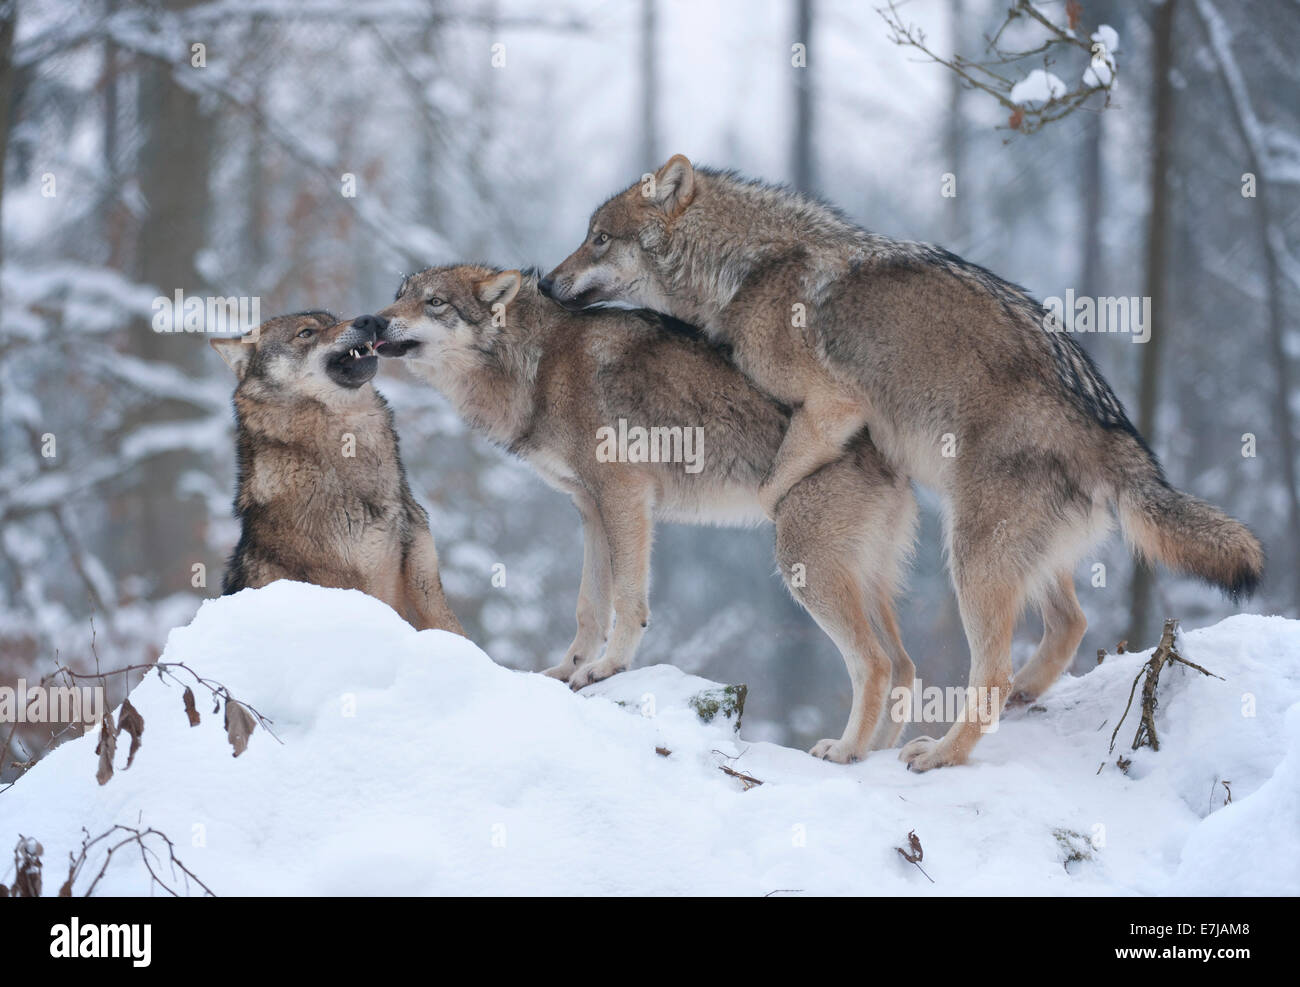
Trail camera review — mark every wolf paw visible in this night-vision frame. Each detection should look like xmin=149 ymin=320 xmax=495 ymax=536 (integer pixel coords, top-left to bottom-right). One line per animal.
xmin=898 ymin=736 xmax=952 ymax=772
xmin=569 ymin=660 xmax=626 ymax=691
xmin=541 ymin=660 xmax=576 ymax=682
xmin=809 ymin=738 xmax=864 ymax=763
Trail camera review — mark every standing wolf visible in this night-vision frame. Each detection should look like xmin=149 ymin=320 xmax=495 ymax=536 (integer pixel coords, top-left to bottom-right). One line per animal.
xmin=544 ymin=155 xmax=1264 ymax=772
xmin=212 ymin=311 xmax=463 ymax=635
xmin=367 ymin=265 xmax=919 ymax=760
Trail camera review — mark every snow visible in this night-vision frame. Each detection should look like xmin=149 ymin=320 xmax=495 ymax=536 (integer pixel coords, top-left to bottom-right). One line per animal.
xmin=1010 ymin=69 xmax=1067 ymax=106
xmin=1083 ymin=24 xmax=1120 ymax=88
xmin=4 ymin=583 xmax=1298 ymax=896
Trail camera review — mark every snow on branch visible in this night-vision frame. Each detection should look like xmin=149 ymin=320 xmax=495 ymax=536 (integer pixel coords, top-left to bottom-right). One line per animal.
xmin=878 ymin=0 xmax=1118 ymax=135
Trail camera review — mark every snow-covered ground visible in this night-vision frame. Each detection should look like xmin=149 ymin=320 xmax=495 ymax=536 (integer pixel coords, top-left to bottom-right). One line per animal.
xmin=4 ymin=582 xmax=1298 ymax=896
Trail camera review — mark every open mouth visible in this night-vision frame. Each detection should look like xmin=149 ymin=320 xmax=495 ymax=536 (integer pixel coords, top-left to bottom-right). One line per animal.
xmin=326 ymin=339 xmax=382 ymax=387
xmin=378 ymin=339 xmax=420 ymax=358
xmin=348 ymin=340 xmax=381 ymax=360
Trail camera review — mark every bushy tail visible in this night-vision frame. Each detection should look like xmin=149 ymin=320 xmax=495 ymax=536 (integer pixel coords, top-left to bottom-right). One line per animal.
xmin=1115 ymin=435 xmax=1264 ymax=601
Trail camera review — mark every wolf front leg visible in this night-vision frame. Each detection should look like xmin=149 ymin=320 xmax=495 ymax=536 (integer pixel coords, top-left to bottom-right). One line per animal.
xmin=403 ymin=527 xmax=465 ymax=635
xmin=543 ymin=491 xmax=613 ymax=683
xmin=568 ymin=490 xmax=652 ymax=690
xmin=758 ymin=388 xmax=869 ymax=520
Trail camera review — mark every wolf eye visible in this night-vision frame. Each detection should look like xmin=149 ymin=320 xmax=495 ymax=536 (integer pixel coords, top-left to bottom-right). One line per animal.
xmin=426 ymin=297 xmax=446 ymax=308
xmin=297 ymin=327 xmax=315 ymax=339
xmin=595 ymin=232 xmax=610 ymax=245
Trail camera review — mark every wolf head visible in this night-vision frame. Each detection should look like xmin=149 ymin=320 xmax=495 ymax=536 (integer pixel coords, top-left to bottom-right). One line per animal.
xmin=210 ymin=311 xmax=380 ymax=402
xmin=370 ymin=265 xmax=523 ymax=373
xmin=542 ymin=154 xmax=697 ymax=312
xmin=368 ymin=265 xmax=544 ymax=445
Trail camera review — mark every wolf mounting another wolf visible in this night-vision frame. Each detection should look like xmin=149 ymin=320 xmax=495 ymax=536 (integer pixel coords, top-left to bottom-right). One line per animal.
xmin=544 ymin=154 xmax=1263 ymax=771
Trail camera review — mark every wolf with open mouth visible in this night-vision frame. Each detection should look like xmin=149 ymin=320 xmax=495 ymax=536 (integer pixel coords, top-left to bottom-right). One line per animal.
xmin=211 ymin=311 xmax=463 ymax=635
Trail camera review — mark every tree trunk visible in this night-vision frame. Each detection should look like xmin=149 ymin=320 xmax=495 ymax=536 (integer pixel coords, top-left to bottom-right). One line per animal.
xmin=791 ymin=0 xmax=815 ymax=193
xmin=1189 ymin=0 xmax=1300 ymax=612
xmin=639 ymin=0 xmax=658 ymax=168
xmin=0 ymin=0 xmax=16 ymax=281
xmin=1128 ymin=0 xmax=1179 ymax=645
xmin=245 ymin=16 xmax=269 ymax=281
xmin=126 ymin=0 xmax=217 ymax=597
xmin=0 ymin=1 xmax=18 ymax=472
xmin=1078 ymin=0 xmax=1117 ymax=297
xmin=943 ymin=0 xmax=967 ymax=250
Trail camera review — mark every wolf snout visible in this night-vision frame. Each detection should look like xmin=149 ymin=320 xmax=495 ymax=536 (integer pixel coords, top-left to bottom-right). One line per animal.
xmin=540 ymin=273 xmax=585 ymax=309
xmin=352 ymin=314 xmax=388 ymax=339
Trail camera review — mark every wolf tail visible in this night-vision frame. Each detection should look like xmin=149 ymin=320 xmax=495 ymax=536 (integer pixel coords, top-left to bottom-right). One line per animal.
xmin=1113 ymin=431 xmax=1263 ymax=601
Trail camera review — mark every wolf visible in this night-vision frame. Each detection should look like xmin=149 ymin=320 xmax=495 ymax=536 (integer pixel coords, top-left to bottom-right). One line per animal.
xmin=365 ymin=264 xmax=920 ymax=761
xmin=211 ymin=311 xmax=463 ymax=635
xmin=543 ymin=155 xmax=1264 ymax=772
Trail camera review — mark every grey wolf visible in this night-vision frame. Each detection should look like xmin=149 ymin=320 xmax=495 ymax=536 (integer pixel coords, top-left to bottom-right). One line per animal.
xmin=212 ymin=311 xmax=463 ymax=635
xmin=368 ymin=265 xmax=919 ymax=761
xmin=543 ymin=155 xmax=1263 ymax=771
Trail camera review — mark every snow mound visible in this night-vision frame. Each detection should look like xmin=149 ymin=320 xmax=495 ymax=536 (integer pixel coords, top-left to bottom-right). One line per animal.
xmin=4 ymin=584 xmax=1298 ymax=896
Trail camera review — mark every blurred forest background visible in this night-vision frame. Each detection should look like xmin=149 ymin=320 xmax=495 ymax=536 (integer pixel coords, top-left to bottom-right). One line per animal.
xmin=2 ymin=0 xmax=1298 ymax=776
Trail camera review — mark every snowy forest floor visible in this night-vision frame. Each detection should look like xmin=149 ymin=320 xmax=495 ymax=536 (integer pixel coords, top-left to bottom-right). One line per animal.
xmin=4 ymin=582 xmax=1298 ymax=896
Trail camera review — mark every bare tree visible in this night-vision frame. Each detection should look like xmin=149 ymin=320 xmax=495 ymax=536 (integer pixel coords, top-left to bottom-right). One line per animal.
xmin=1191 ymin=0 xmax=1300 ymax=612
xmin=640 ymin=0 xmax=659 ymax=168
xmin=1128 ymin=0 xmax=1180 ymax=645
xmin=943 ymin=0 xmax=968 ymax=248
xmin=791 ymin=0 xmax=816 ymax=193
xmin=0 ymin=0 xmax=15 ymax=282
xmin=124 ymin=0 xmax=218 ymax=596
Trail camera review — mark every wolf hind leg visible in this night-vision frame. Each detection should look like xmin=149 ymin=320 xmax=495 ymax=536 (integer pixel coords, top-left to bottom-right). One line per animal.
xmin=789 ymin=562 xmax=893 ymax=764
xmin=867 ymin=587 xmax=915 ymax=751
xmin=1008 ymin=569 xmax=1086 ymax=705
xmin=899 ymin=565 xmax=1019 ymax=772
xmin=901 ymin=484 xmax=1031 ymax=772
xmin=776 ymin=460 xmax=906 ymax=763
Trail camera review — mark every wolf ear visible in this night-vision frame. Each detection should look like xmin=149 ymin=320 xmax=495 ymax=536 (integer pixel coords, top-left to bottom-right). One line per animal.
xmin=653 ymin=154 xmax=695 ymax=217
xmin=211 ymin=336 xmax=253 ymax=379
xmin=475 ymin=269 xmax=522 ymax=309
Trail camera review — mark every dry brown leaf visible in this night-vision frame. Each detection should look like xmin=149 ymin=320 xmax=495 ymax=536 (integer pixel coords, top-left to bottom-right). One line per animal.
xmin=1066 ymin=0 xmax=1082 ymax=32
xmin=119 ymin=698 xmax=144 ymax=769
xmin=1008 ymin=107 xmax=1025 ymax=131
xmin=896 ymin=829 xmax=924 ymax=864
xmin=182 ymin=686 xmax=201 ymax=727
xmin=224 ymin=699 xmax=256 ymax=757
xmin=94 ymin=716 xmax=117 ymax=786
